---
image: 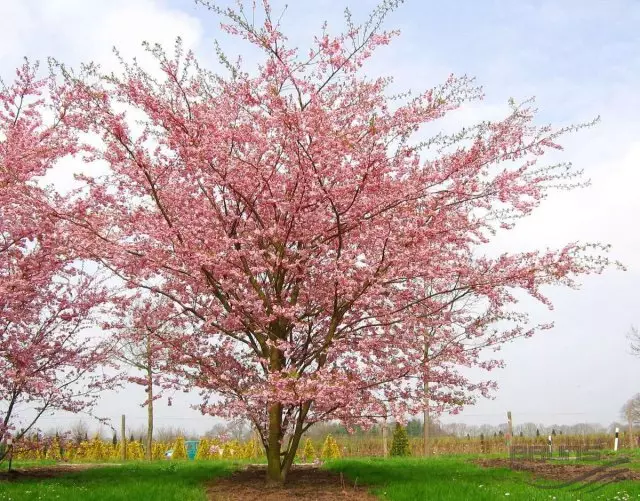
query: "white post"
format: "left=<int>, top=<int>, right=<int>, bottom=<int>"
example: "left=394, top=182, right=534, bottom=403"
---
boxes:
left=614, top=427, right=619, bottom=451
left=548, top=435, right=552, bottom=456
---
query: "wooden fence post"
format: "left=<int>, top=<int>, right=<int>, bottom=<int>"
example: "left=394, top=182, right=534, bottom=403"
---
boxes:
left=382, top=416, right=388, bottom=458
left=121, top=414, right=127, bottom=461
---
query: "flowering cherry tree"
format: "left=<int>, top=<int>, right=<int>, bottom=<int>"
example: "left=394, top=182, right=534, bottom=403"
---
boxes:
left=113, top=296, right=185, bottom=460
left=62, top=1, right=614, bottom=482
left=0, top=63, right=116, bottom=459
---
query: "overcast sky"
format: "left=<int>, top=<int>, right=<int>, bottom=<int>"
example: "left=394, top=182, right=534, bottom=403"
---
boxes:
left=2, top=0, right=639, bottom=436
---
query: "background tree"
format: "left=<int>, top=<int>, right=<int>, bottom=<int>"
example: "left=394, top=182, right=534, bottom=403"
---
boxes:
left=60, top=0, right=615, bottom=484
left=70, top=420, right=90, bottom=445
left=390, top=423, right=410, bottom=457
left=621, top=394, right=640, bottom=447
left=628, top=326, right=640, bottom=358
left=114, top=297, right=182, bottom=460
left=0, top=62, right=117, bottom=461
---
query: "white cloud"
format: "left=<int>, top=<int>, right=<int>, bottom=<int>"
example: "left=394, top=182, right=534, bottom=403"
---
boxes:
left=0, top=0, right=203, bottom=72
left=490, top=140, right=640, bottom=270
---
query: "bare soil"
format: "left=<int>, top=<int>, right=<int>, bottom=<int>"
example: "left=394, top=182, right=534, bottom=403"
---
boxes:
left=0, top=463, right=120, bottom=481
left=207, top=464, right=378, bottom=501
left=476, top=458, right=640, bottom=483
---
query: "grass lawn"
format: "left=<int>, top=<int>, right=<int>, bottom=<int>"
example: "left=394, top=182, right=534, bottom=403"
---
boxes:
left=326, top=456, right=640, bottom=501
left=1, top=455, right=639, bottom=500
left=0, top=461, right=235, bottom=501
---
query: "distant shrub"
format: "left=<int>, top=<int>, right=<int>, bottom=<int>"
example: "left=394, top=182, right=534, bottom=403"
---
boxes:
left=390, top=423, right=410, bottom=457
left=321, top=434, right=341, bottom=459
left=302, top=438, right=317, bottom=462
left=172, top=437, right=188, bottom=460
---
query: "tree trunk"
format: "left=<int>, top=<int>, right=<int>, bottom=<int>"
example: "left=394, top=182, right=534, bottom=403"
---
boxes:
left=280, top=402, right=311, bottom=480
left=146, top=366, right=153, bottom=461
left=146, top=332, right=154, bottom=461
left=423, top=338, right=431, bottom=456
left=506, top=411, right=513, bottom=454
left=266, top=402, right=283, bottom=484
left=280, top=428, right=302, bottom=479
left=423, top=382, right=431, bottom=456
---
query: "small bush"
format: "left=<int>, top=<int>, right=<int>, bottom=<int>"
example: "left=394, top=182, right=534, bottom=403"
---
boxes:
left=302, top=438, right=316, bottom=462
left=390, top=423, right=410, bottom=457
left=172, top=437, right=188, bottom=460
left=321, top=434, right=341, bottom=459
left=195, top=438, right=210, bottom=460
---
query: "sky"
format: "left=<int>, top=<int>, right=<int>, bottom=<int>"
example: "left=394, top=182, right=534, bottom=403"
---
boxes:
left=1, top=0, right=639, bottom=436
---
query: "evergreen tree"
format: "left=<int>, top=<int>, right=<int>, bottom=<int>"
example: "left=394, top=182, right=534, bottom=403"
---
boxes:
left=242, top=439, right=260, bottom=459
left=222, top=440, right=239, bottom=459
left=46, top=434, right=63, bottom=461
left=390, top=423, right=410, bottom=457
left=406, top=418, right=423, bottom=437
left=195, top=439, right=210, bottom=460
left=89, top=435, right=106, bottom=461
left=172, top=437, right=188, bottom=460
left=128, top=440, right=144, bottom=460
left=302, top=438, right=317, bottom=462
left=152, top=441, right=166, bottom=460
left=320, top=434, right=341, bottom=459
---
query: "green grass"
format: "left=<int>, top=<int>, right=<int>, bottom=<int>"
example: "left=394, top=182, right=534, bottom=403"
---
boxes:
left=0, top=461, right=235, bottom=501
left=598, top=449, right=640, bottom=469
left=326, top=456, right=640, bottom=501
left=2, top=455, right=639, bottom=500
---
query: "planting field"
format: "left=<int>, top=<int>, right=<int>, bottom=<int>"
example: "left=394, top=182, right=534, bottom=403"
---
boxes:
left=2, top=455, right=640, bottom=500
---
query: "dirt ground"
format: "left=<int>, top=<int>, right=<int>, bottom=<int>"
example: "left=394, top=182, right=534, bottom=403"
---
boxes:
left=476, top=458, right=640, bottom=483
left=0, top=463, right=118, bottom=481
left=207, top=464, right=378, bottom=501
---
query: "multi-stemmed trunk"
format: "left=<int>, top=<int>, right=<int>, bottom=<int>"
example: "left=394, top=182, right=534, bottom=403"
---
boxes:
left=262, top=341, right=312, bottom=484
left=263, top=402, right=310, bottom=484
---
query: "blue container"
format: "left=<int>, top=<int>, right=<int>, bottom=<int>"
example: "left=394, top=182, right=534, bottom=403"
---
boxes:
left=185, top=440, right=200, bottom=460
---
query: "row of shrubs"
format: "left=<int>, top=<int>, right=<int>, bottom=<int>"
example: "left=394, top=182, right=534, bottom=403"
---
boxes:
left=9, top=427, right=629, bottom=461
left=340, top=430, right=632, bottom=457
left=9, top=433, right=344, bottom=462
left=10, top=435, right=262, bottom=462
